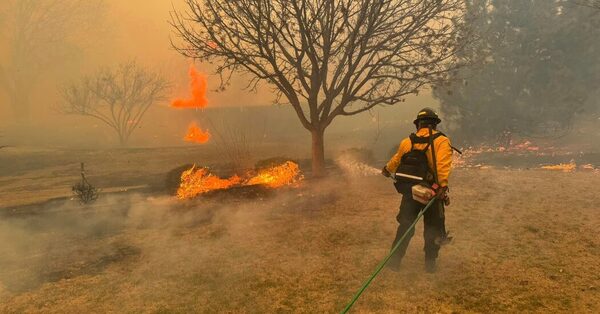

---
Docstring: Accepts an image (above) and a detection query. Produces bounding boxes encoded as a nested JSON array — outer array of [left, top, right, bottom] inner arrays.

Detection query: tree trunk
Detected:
[[118, 131, 129, 147], [311, 128, 326, 177]]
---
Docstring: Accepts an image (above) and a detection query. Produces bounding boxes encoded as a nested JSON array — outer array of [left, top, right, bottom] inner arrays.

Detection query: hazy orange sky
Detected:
[[103, 0, 277, 107], [87, 0, 435, 108], [0, 0, 435, 147], [0, 0, 435, 112]]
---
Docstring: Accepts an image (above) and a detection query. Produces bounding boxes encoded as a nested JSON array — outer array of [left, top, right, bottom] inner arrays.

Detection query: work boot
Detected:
[[424, 258, 437, 273], [435, 231, 453, 246]]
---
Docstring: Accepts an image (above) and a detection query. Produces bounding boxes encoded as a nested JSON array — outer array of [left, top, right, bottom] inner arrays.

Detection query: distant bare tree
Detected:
[[171, 0, 470, 176], [60, 62, 170, 146], [0, 0, 106, 122]]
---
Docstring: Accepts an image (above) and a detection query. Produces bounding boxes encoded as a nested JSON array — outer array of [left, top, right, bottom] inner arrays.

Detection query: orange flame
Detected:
[[245, 161, 304, 188], [176, 161, 303, 199], [541, 162, 576, 172], [184, 122, 211, 144], [171, 65, 208, 109], [177, 166, 241, 199]]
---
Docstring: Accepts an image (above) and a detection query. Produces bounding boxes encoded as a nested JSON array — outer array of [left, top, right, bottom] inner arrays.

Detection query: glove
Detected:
[[381, 166, 392, 178], [436, 186, 450, 206]]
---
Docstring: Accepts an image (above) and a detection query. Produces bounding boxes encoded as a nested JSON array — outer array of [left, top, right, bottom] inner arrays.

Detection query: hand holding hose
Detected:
[[436, 186, 450, 206], [381, 166, 392, 178]]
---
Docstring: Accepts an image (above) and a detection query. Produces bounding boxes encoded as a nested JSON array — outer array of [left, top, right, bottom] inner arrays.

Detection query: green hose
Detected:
[[340, 196, 439, 314]]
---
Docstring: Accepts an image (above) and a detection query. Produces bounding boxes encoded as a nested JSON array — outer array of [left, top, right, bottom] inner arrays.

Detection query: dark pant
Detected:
[[389, 195, 445, 264]]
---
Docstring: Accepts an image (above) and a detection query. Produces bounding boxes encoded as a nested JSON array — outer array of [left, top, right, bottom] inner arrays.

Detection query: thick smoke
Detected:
[[0, 180, 340, 301]]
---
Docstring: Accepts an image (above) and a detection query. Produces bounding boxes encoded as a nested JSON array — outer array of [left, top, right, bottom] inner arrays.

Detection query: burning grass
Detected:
[[453, 139, 599, 172], [541, 162, 577, 172], [176, 166, 241, 199], [244, 161, 303, 188], [1, 169, 599, 313], [176, 161, 303, 199]]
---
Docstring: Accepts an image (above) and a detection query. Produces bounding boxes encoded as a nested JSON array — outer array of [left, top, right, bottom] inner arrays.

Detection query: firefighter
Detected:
[[382, 107, 453, 273]]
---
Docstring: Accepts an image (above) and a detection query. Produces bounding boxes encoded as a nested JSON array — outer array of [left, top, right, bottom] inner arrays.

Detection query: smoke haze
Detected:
[[1, 1, 599, 312], [0, 0, 431, 149]]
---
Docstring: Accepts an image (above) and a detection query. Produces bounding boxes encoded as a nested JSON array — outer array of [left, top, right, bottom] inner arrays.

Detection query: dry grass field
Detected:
[[0, 147, 599, 313]]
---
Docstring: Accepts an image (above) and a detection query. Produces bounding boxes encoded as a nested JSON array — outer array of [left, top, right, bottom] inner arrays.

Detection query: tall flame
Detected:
[[177, 166, 241, 199], [171, 65, 208, 109], [245, 161, 303, 188], [184, 122, 211, 144], [176, 161, 303, 199]]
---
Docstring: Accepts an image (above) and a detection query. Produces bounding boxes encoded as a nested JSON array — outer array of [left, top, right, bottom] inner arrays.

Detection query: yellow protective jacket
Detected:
[[385, 128, 453, 187]]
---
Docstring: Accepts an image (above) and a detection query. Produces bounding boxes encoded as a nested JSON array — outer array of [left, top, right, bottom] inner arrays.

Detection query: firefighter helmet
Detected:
[[413, 107, 441, 126]]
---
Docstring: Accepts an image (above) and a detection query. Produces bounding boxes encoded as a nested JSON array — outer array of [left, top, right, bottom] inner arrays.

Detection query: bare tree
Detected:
[[171, 0, 469, 176], [0, 0, 105, 122], [206, 113, 269, 172], [60, 62, 170, 146]]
